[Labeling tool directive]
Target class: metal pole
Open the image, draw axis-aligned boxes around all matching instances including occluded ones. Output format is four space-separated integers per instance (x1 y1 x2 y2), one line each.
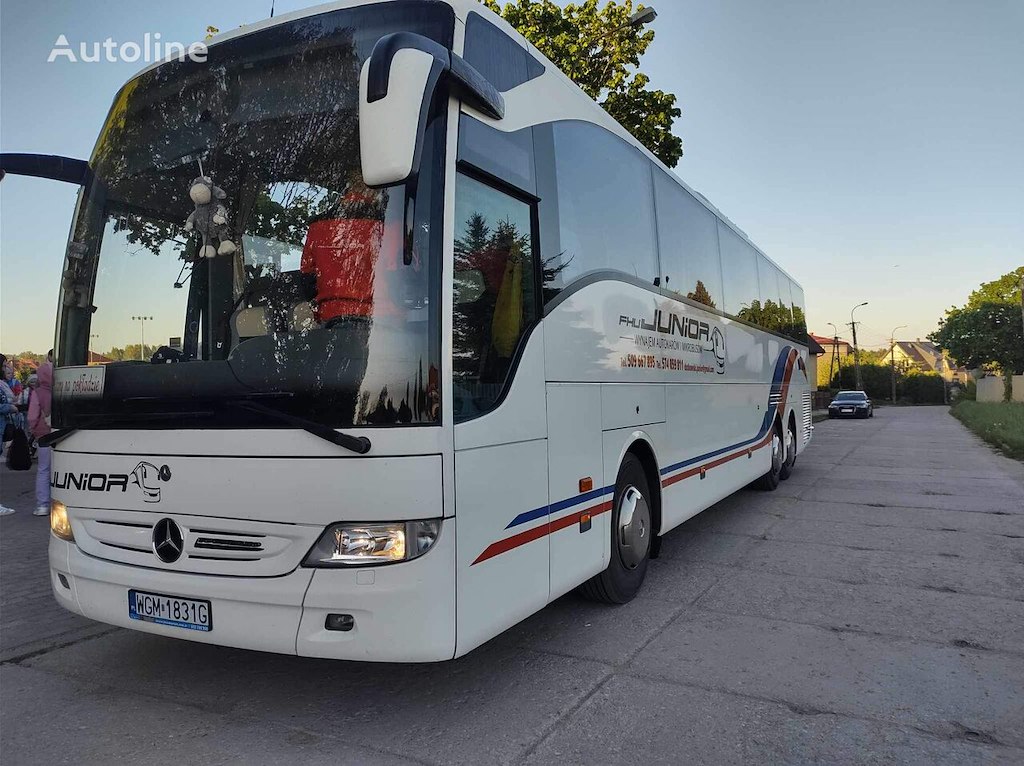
132 316 153 360
827 322 838 389
890 325 906 403
850 302 868 391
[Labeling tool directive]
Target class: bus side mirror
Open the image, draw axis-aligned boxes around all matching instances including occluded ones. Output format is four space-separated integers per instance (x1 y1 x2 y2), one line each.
359 32 504 188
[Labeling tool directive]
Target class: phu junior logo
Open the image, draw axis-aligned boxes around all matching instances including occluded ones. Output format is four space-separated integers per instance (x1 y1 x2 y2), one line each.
52 462 172 503
619 309 727 374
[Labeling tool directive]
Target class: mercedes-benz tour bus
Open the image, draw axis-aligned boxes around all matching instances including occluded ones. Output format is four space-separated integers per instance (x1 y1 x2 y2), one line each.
5 0 811 661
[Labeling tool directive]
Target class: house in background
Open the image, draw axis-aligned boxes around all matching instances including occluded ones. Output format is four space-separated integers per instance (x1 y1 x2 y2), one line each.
809 333 851 360
805 335 826 392
809 333 851 390
880 340 969 384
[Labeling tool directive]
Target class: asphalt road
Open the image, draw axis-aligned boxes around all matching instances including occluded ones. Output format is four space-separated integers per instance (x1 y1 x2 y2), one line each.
2 406 1023 765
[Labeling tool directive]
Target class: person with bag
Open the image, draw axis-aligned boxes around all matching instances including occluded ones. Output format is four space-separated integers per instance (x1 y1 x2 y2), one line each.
28 362 54 515
0 354 23 515
0 354 20 452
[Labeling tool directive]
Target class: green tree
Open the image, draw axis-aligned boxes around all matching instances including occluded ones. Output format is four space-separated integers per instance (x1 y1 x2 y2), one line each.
737 299 791 333
930 268 1024 397
965 266 1024 309
105 344 159 361
929 302 1024 376
685 280 715 309
481 0 683 167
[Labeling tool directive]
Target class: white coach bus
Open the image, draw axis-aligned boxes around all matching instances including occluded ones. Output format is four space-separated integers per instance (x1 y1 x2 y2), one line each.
8 0 811 661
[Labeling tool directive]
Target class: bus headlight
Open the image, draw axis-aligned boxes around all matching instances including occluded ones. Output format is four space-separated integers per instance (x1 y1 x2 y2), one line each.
50 500 74 541
302 520 441 567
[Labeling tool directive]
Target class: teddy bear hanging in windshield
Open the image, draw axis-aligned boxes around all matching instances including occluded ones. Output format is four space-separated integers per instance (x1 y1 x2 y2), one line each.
184 175 237 259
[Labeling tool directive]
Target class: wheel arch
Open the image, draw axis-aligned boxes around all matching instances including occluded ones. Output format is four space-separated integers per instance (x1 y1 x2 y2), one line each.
619 434 663 542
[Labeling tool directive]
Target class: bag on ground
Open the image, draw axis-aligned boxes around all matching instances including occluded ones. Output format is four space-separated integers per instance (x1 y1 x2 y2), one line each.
6 428 31 471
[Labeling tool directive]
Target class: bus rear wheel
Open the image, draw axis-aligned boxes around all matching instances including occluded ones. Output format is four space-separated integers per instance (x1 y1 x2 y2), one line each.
779 421 797 481
756 421 785 491
579 454 651 604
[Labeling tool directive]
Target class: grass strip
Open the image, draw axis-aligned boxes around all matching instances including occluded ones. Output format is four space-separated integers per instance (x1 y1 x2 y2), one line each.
950 401 1024 461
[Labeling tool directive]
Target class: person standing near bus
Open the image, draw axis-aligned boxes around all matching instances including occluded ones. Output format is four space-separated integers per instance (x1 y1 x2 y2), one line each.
0 354 20 515
0 354 21 448
28 361 53 516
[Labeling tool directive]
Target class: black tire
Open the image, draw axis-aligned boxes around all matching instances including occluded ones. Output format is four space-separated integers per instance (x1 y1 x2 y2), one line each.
756 421 784 491
779 421 797 481
578 453 652 604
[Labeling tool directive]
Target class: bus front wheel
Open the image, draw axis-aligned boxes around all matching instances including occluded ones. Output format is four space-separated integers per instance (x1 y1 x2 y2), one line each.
579 454 651 604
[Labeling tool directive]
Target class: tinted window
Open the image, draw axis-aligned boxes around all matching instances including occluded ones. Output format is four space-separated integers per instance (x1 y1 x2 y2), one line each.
458 115 535 195
452 174 537 421
463 12 544 92
718 223 759 318
546 122 658 295
754 255 792 334
790 281 808 340
653 169 724 309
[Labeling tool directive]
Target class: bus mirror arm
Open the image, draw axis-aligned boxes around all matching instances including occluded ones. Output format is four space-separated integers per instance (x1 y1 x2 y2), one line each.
360 32 504 188
0 153 92 186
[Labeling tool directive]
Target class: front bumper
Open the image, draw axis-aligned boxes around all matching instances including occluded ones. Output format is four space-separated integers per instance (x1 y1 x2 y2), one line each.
828 407 869 418
49 520 457 662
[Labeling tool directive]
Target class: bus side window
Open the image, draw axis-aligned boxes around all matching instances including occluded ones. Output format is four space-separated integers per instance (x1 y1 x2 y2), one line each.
452 173 537 422
653 168 725 310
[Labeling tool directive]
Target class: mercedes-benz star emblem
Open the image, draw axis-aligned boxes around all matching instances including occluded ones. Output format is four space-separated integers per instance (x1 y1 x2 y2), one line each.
152 518 184 563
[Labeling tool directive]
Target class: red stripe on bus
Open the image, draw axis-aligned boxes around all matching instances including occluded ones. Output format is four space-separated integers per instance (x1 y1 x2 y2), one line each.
662 432 772 489
662 349 797 489
471 500 612 565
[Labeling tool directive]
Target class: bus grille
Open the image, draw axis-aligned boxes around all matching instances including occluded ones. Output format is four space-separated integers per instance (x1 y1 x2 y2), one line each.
802 391 813 443
74 511 320 576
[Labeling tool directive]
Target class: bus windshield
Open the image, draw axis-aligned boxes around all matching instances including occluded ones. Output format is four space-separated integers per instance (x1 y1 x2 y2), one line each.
55 2 452 430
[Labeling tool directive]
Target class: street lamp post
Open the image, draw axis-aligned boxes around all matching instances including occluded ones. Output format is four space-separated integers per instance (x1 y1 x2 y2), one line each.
596 6 657 88
89 333 99 364
889 325 907 403
131 316 153 360
849 302 868 391
606 6 658 35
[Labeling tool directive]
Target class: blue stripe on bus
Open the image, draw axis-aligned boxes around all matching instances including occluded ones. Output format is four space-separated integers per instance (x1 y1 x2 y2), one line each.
505 485 613 529
504 345 795 531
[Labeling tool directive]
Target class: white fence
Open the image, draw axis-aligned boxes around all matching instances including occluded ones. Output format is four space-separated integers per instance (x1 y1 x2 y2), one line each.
977 375 1024 403
977 377 1004 403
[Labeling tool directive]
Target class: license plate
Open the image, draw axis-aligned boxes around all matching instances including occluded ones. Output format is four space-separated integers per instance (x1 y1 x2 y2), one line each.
841 408 853 413
128 589 212 632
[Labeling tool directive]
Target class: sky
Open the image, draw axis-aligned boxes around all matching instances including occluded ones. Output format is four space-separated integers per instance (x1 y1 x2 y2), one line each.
2 0 1022 353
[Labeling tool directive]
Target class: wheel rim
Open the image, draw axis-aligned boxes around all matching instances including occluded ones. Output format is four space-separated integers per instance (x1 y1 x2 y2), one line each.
784 427 795 466
771 431 784 474
617 486 651 570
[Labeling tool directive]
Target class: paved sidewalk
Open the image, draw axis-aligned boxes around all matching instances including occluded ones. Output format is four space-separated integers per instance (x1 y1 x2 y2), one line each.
2 407 1023 765
0 463 113 661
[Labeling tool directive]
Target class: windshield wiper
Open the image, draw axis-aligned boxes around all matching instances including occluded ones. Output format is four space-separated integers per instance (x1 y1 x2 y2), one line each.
41 401 372 455
39 410 216 448
227 400 371 455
